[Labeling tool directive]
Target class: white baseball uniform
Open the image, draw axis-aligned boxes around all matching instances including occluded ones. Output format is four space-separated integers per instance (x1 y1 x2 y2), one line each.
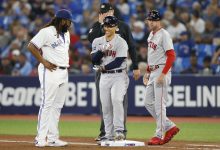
30 26 70 143
145 28 176 139
92 34 129 139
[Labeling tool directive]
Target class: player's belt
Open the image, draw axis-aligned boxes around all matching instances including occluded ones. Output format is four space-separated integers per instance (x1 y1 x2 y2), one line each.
58 66 68 70
149 64 165 71
102 69 124 74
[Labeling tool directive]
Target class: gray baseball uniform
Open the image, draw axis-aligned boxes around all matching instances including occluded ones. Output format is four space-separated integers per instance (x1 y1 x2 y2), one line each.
145 28 176 139
91 34 129 139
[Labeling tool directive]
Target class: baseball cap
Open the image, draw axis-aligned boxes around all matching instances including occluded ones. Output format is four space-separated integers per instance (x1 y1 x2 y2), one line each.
146 10 162 21
103 16 118 27
55 9 75 22
99 3 113 13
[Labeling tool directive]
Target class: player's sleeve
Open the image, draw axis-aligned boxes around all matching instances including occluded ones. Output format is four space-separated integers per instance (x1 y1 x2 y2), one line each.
87 22 103 44
122 22 138 70
162 31 174 52
91 39 104 65
30 28 48 49
116 38 128 57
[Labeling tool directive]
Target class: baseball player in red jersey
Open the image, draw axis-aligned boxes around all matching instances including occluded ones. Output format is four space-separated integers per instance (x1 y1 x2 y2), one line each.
143 10 180 145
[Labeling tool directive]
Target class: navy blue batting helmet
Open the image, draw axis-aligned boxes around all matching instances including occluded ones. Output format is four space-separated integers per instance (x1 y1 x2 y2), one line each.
55 9 74 22
103 16 118 27
146 10 162 21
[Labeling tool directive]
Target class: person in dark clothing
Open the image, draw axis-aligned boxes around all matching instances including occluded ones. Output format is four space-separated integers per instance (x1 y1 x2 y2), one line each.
87 3 140 141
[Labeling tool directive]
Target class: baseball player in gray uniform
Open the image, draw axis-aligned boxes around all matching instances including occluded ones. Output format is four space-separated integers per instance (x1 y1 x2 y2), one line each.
91 16 129 142
27 9 74 147
143 10 180 145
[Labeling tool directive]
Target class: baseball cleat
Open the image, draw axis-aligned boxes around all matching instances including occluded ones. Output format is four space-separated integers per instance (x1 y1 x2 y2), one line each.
147 137 164 145
163 126 180 144
115 130 125 141
47 139 68 147
35 140 47 147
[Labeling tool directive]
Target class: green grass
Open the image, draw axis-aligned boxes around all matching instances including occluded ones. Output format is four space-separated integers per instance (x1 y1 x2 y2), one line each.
0 120 219 142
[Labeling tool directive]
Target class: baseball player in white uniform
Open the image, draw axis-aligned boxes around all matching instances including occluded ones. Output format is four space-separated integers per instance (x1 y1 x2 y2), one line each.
143 10 180 145
27 9 74 147
91 16 129 142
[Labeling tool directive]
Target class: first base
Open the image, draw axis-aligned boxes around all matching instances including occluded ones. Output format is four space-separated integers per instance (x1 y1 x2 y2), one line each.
100 140 145 147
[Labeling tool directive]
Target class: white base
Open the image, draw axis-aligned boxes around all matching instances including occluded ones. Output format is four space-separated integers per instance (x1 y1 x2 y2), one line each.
100 140 145 147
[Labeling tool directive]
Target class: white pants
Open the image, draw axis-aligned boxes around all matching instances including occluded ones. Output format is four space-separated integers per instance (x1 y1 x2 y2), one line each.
99 71 129 138
144 67 175 139
35 64 68 142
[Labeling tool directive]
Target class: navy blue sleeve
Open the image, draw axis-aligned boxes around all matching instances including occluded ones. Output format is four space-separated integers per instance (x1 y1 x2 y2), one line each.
105 57 126 70
91 51 104 65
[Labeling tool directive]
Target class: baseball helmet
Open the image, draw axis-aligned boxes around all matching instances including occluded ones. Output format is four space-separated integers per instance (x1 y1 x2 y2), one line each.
103 16 118 27
55 9 74 22
146 10 162 21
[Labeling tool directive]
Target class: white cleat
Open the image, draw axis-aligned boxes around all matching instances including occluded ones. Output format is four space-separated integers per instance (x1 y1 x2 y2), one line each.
47 139 68 147
35 141 47 147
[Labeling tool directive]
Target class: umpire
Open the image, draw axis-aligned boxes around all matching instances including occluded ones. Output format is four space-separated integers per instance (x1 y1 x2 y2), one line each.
88 3 140 141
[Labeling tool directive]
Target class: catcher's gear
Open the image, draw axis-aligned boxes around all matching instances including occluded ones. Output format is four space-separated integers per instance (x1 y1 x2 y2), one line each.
146 10 162 21
103 16 118 27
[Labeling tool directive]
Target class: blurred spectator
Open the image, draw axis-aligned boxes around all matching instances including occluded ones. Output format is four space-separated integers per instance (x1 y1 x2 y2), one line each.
131 21 148 45
176 31 195 57
11 53 32 76
0 57 13 75
181 52 203 74
117 0 130 23
138 62 147 76
187 11 205 38
81 63 92 75
201 21 215 44
162 9 174 28
0 25 11 52
179 11 191 25
199 56 214 75
73 34 91 57
137 44 148 63
213 31 220 46
166 15 187 43
213 7 220 28
211 46 220 75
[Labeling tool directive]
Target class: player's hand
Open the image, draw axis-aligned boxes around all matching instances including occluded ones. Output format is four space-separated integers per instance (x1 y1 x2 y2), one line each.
133 69 141 80
42 59 57 72
143 73 150 86
156 73 165 85
99 13 107 24
93 65 105 72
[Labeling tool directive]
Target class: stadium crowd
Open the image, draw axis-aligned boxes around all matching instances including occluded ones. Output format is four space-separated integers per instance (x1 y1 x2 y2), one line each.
0 0 219 76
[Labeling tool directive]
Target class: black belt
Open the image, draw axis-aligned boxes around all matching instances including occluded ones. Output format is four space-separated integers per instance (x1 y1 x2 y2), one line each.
58 67 68 70
102 69 124 74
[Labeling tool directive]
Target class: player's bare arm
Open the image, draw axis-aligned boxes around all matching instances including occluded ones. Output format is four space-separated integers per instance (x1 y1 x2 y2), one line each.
27 43 57 72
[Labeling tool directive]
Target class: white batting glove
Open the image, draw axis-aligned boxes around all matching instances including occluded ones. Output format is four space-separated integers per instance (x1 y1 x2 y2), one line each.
93 65 105 72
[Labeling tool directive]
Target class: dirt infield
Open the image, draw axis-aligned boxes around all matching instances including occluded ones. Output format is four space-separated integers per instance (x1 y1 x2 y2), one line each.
0 135 220 150
0 115 220 150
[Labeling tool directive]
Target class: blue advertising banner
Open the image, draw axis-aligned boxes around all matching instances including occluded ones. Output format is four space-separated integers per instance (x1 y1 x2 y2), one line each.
0 75 219 116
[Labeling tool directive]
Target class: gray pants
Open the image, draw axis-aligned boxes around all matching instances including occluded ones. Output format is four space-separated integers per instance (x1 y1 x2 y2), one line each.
95 71 128 137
